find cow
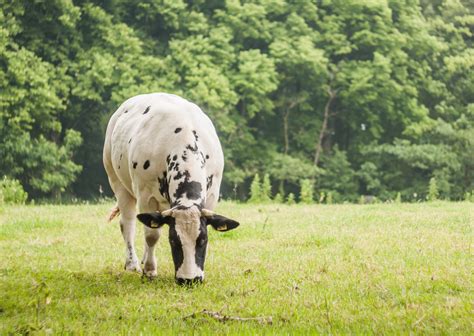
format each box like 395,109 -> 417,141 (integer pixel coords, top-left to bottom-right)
103,93 -> 239,285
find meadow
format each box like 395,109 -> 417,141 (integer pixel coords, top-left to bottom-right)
0,202 -> 472,334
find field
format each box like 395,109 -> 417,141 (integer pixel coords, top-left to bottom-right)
0,202 -> 472,334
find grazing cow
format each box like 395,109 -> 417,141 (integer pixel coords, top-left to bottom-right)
103,93 -> 239,285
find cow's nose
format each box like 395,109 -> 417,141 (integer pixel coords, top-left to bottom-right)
176,276 -> 203,286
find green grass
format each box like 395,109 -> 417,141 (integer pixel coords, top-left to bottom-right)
0,202 -> 472,334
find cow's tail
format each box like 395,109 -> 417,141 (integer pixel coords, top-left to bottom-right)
107,205 -> 120,222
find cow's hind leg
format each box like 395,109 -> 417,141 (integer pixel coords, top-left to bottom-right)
138,197 -> 161,279
116,188 -> 141,272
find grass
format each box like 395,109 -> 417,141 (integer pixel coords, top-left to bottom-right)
0,201 -> 472,334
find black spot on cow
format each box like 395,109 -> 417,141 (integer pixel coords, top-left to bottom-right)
166,155 -> 171,165
118,165 -> 121,169
195,219 -> 208,270
119,153 -> 123,160
133,161 -> 138,169
124,110 -> 128,113
206,175 -> 214,191
143,106 -> 151,114
173,163 -> 180,172
169,161 -> 175,170
174,170 -> 190,181
192,130 -> 199,142
174,171 -> 183,181
199,151 -> 206,168
206,155 -> 209,159
186,143 -> 198,152
173,154 -> 178,161
174,180 -> 202,200
182,151 -> 188,162
128,138 -> 132,144
169,225 -> 184,271
175,128 -> 182,133
158,172 -> 170,202
143,160 -> 150,170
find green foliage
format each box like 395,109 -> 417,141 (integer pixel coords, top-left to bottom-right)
261,174 -> 272,203
319,147 -> 358,202
248,173 -> 261,203
428,177 -> 440,201
299,179 -> 314,204
0,0 -> 472,202
464,191 -> 474,202
0,176 -> 28,204
395,192 -> 402,204
326,192 -> 333,205
273,193 -> 284,204
248,173 -> 272,203
286,193 -> 295,205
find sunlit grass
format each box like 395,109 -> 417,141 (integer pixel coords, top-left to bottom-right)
0,202 -> 472,334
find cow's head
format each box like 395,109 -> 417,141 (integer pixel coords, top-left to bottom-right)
137,206 -> 239,285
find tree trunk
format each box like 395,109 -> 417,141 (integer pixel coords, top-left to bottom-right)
314,87 -> 337,167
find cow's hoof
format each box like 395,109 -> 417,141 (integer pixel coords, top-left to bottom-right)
124,261 -> 142,273
143,269 -> 158,280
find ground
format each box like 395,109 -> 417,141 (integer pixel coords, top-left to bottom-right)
0,202 -> 472,334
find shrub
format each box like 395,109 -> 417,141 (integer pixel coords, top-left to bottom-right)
395,192 -> 402,204
319,192 -> 326,203
463,191 -> 474,202
286,193 -> 296,205
248,174 -> 262,203
261,174 -> 272,203
273,193 -> 284,203
326,192 -> 333,204
0,176 -> 28,204
428,177 -> 439,201
300,179 -> 314,204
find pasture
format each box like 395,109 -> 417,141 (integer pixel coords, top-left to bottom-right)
0,202 -> 472,334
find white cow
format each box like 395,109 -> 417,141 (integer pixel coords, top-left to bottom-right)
103,93 -> 239,285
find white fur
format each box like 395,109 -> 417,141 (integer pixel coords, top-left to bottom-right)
173,208 -> 205,279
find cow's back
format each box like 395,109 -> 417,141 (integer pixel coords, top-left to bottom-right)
103,93 -> 224,210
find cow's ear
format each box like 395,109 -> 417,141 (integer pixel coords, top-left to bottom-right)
137,212 -> 174,228
206,214 -> 240,232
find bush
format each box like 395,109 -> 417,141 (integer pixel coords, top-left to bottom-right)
0,176 -> 28,204
395,192 -> 402,204
300,179 -> 314,204
428,177 -> 439,201
261,174 -> 272,203
248,174 -> 262,203
463,191 -> 474,202
326,192 -> 333,204
248,173 -> 273,203
286,193 -> 296,205
273,193 -> 284,203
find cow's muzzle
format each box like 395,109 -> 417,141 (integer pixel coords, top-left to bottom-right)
176,276 -> 203,286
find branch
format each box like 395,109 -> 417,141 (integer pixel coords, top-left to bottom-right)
184,309 -> 273,325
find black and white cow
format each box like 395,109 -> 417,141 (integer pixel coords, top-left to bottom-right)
103,93 -> 239,285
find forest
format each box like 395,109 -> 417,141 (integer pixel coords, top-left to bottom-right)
0,0 -> 473,203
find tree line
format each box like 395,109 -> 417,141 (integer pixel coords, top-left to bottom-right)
0,0 -> 472,203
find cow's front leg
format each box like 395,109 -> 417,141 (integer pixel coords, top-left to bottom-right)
143,226 -> 161,278
138,196 -> 161,279
118,193 -> 141,272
